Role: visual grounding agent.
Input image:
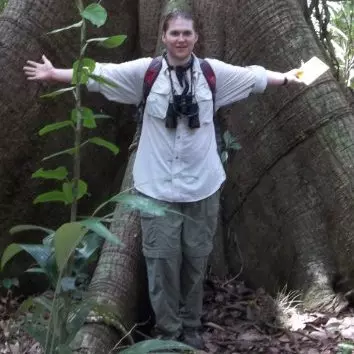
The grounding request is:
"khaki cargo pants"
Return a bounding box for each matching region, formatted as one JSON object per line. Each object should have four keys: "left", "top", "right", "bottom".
{"left": 140, "top": 190, "right": 220, "bottom": 337}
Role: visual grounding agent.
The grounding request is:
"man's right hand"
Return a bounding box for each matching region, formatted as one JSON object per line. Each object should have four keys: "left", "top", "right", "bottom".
{"left": 23, "top": 55, "right": 73, "bottom": 83}
{"left": 23, "top": 55, "right": 54, "bottom": 81}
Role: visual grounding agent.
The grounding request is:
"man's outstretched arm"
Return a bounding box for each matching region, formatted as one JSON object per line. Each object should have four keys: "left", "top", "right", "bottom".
{"left": 23, "top": 55, "right": 73, "bottom": 83}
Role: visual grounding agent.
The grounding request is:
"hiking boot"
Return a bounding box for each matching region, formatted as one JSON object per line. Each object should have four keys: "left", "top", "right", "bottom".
{"left": 182, "top": 327, "right": 205, "bottom": 350}
{"left": 152, "top": 327, "right": 183, "bottom": 342}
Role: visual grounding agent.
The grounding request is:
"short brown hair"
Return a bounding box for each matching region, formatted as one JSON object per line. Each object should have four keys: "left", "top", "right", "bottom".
{"left": 162, "top": 10, "right": 196, "bottom": 33}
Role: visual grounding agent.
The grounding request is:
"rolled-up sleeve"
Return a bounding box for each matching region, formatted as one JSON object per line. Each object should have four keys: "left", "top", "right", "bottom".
{"left": 86, "top": 58, "right": 152, "bottom": 105}
{"left": 206, "top": 59, "right": 267, "bottom": 110}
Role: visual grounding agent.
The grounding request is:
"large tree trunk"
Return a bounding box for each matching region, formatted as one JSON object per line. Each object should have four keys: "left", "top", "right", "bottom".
{"left": 0, "top": 0, "right": 137, "bottom": 276}
{"left": 2, "top": 0, "right": 354, "bottom": 351}
{"left": 221, "top": 0, "right": 354, "bottom": 311}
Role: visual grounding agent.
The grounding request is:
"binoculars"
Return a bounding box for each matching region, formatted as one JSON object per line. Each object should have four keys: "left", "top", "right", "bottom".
{"left": 165, "top": 93, "right": 200, "bottom": 129}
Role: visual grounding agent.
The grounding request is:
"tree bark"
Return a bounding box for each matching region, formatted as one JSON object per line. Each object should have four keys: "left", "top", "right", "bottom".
{"left": 221, "top": 0, "right": 354, "bottom": 311}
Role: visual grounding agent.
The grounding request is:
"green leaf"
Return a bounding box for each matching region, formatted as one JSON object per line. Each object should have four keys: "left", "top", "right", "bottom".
{"left": 33, "top": 191, "right": 68, "bottom": 205}
{"left": 34, "top": 295, "right": 53, "bottom": 311}
{"left": 81, "top": 4, "right": 107, "bottom": 28}
{"left": 112, "top": 193, "right": 168, "bottom": 216}
{"left": 47, "top": 20, "right": 83, "bottom": 35}
{"left": 61, "top": 277, "right": 76, "bottom": 291}
{"left": 62, "top": 182, "right": 73, "bottom": 204}
{"left": 54, "top": 222, "right": 88, "bottom": 272}
{"left": 23, "top": 322, "right": 48, "bottom": 349}
{"left": 32, "top": 167, "right": 68, "bottom": 180}
{"left": 42, "top": 147, "right": 77, "bottom": 162}
{"left": 221, "top": 151, "right": 228, "bottom": 163}
{"left": 229, "top": 142, "right": 242, "bottom": 150}
{"left": 89, "top": 137, "right": 119, "bottom": 155}
{"left": 72, "top": 58, "right": 96, "bottom": 85}
{"left": 1, "top": 244, "right": 23, "bottom": 270}
{"left": 56, "top": 345, "right": 73, "bottom": 354}
{"left": 62, "top": 180, "right": 88, "bottom": 204}
{"left": 2, "top": 278, "right": 19, "bottom": 289}
{"left": 118, "top": 339, "right": 194, "bottom": 354}
{"left": 100, "top": 35, "right": 127, "bottom": 48}
{"left": 40, "top": 86, "right": 75, "bottom": 99}
{"left": 87, "top": 35, "right": 127, "bottom": 48}
{"left": 76, "top": 233, "right": 102, "bottom": 260}
{"left": 1, "top": 244, "right": 51, "bottom": 270}
{"left": 71, "top": 107, "right": 96, "bottom": 128}
{"left": 9, "top": 224, "right": 54, "bottom": 235}
{"left": 17, "top": 297, "right": 34, "bottom": 314}
{"left": 65, "top": 299, "right": 95, "bottom": 343}
{"left": 39, "top": 121, "right": 74, "bottom": 136}
{"left": 88, "top": 74, "right": 118, "bottom": 88}
{"left": 79, "top": 219, "right": 122, "bottom": 246}
{"left": 25, "top": 268, "right": 47, "bottom": 274}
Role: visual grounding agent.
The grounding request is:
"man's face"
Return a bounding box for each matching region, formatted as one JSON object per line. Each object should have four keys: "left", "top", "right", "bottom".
{"left": 162, "top": 17, "right": 198, "bottom": 64}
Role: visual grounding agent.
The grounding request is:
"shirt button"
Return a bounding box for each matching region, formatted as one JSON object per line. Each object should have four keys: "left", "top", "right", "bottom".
{"left": 177, "top": 136, "right": 181, "bottom": 139}
{"left": 175, "top": 156, "right": 179, "bottom": 159}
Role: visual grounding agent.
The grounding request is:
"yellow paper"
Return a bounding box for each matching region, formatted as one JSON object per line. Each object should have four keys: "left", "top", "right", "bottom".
{"left": 297, "top": 56, "right": 329, "bottom": 85}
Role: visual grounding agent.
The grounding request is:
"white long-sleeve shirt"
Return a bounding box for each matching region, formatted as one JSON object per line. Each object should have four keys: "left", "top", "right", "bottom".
{"left": 87, "top": 55, "right": 267, "bottom": 202}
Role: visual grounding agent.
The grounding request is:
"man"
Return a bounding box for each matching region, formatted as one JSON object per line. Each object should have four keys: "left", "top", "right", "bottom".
{"left": 24, "top": 10, "right": 302, "bottom": 349}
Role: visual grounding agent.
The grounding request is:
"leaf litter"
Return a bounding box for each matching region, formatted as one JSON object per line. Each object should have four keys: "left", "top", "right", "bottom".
{"left": 1, "top": 279, "right": 354, "bottom": 353}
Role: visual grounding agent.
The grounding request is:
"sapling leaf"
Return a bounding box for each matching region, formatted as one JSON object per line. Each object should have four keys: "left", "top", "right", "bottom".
{"left": 56, "top": 345, "right": 73, "bottom": 354}
{"left": 62, "top": 180, "right": 88, "bottom": 204}
{"left": 100, "top": 35, "right": 127, "bottom": 48}
{"left": 81, "top": 4, "right": 107, "bottom": 28}
{"left": 88, "top": 74, "right": 118, "bottom": 88}
{"left": 118, "top": 339, "right": 194, "bottom": 354}
{"left": 33, "top": 191, "right": 68, "bottom": 204}
{"left": 2, "top": 278, "right": 19, "bottom": 289}
{"left": 1, "top": 244, "right": 23, "bottom": 270}
{"left": 9, "top": 224, "right": 54, "bottom": 235}
{"left": 32, "top": 167, "right": 68, "bottom": 180}
{"left": 65, "top": 299, "right": 95, "bottom": 342}
{"left": 221, "top": 151, "right": 228, "bottom": 163}
{"left": 79, "top": 219, "right": 122, "bottom": 246}
{"left": 62, "top": 183, "right": 73, "bottom": 204}
{"left": 61, "top": 277, "right": 77, "bottom": 291}
{"left": 25, "top": 268, "right": 47, "bottom": 274}
{"left": 229, "top": 142, "right": 242, "bottom": 150}
{"left": 86, "top": 35, "right": 127, "bottom": 48}
{"left": 17, "top": 297, "right": 34, "bottom": 314}
{"left": 111, "top": 193, "right": 168, "bottom": 216}
{"left": 72, "top": 58, "right": 96, "bottom": 85}
{"left": 1, "top": 243, "right": 51, "bottom": 270}
{"left": 71, "top": 107, "right": 97, "bottom": 128}
{"left": 89, "top": 137, "right": 120, "bottom": 155}
{"left": 54, "top": 222, "right": 88, "bottom": 273}
{"left": 39, "top": 121, "right": 74, "bottom": 136}
{"left": 34, "top": 295, "right": 53, "bottom": 311}
{"left": 40, "top": 86, "right": 75, "bottom": 99}
{"left": 47, "top": 20, "right": 83, "bottom": 35}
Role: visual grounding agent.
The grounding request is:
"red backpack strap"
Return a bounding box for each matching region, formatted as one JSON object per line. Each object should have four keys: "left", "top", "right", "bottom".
{"left": 198, "top": 58, "right": 216, "bottom": 107}
{"left": 130, "top": 56, "right": 163, "bottom": 153}
{"left": 199, "top": 58, "right": 223, "bottom": 155}
{"left": 143, "top": 56, "right": 163, "bottom": 103}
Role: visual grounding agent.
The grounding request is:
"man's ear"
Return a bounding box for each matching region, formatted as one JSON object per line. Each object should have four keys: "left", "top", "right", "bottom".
{"left": 162, "top": 32, "right": 166, "bottom": 44}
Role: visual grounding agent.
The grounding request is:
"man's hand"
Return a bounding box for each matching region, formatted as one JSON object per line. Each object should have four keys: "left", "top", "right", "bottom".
{"left": 283, "top": 68, "right": 303, "bottom": 84}
{"left": 23, "top": 55, "right": 54, "bottom": 81}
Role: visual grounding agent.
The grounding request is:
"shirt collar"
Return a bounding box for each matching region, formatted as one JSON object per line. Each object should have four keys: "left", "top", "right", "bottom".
{"left": 162, "top": 53, "right": 202, "bottom": 75}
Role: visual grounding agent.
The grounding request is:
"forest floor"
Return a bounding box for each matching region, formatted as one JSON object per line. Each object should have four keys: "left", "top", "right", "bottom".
{"left": 1, "top": 277, "right": 354, "bottom": 353}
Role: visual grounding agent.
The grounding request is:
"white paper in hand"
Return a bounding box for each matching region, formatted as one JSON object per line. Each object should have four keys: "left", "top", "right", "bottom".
{"left": 297, "top": 56, "right": 329, "bottom": 85}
